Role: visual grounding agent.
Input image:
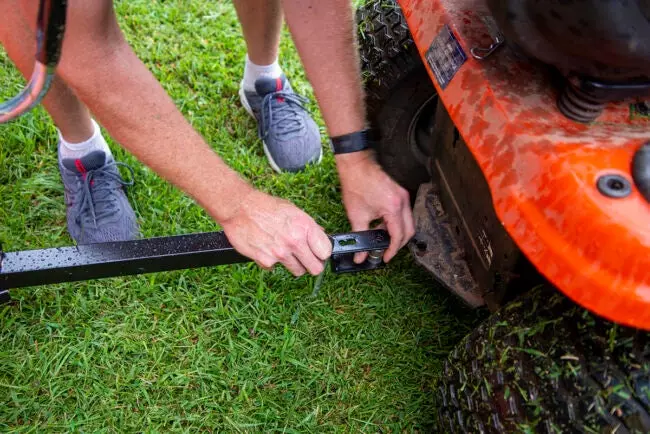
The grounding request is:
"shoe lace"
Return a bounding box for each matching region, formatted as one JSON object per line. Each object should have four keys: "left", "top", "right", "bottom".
{"left": 74, "top": 162, "right": 135, "bottom": 228}
{"left": 259, "top": 91, "right": 309, "bottom": 139}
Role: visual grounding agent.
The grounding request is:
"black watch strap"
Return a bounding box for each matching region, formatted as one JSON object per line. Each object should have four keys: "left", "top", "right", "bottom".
{"left": 330, "top": 130, "right": 371, "bottom": 155}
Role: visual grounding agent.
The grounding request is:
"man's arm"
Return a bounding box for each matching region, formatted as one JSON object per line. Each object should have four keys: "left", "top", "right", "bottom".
{"left": 281, "top": 0, "right": 415, "bottom": 263}
{"left": 6, "top": 0, "right": 331, "bottom": 276}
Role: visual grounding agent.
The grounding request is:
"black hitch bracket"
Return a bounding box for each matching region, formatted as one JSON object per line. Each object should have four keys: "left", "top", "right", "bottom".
{"left": 0, "top": 230, "right": 389, "bottom": 302}
{"left": 329, "top": 231, "right": 389, "bottom": 273}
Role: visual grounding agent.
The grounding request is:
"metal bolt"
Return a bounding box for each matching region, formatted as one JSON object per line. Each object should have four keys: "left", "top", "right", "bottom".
{"left": 367, "top": 250, "right": 384, "bottom": 265}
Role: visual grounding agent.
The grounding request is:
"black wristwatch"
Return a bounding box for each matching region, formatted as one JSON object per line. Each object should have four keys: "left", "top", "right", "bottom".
{"left": 329, "top": 129, "right": 372, "bottom": 155}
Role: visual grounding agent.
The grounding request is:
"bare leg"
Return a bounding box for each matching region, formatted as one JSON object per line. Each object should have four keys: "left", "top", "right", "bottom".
{"left": 232, "top": 0, "right": 283, "bottom": 65}
{"left": 0, "top": 1, "right": 94, "bottom": 142}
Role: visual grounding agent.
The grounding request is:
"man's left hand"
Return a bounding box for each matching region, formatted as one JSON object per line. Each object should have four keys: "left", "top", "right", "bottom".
{"left": 336, "top": 150, "right": 416, "bottom": 264}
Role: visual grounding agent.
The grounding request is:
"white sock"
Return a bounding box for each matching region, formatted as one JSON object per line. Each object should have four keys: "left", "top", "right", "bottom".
{"left": 242, "top": 54, "right": 283, "bottom": 92}
{"left": 58, "top": 119, "right": 112, "bottom": 161}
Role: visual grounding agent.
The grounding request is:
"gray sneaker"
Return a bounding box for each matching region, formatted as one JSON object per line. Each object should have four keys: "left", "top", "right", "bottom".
{"left": 239, "top": 74, "right": 323, "bottom": 172}
{"left": 59, "top": 149, "right": 140, "bottom": 244}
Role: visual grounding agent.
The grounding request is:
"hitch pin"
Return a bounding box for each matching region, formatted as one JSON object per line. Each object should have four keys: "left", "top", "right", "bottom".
{"left": 367, "top": 250, "right": 384, "bottom": 265}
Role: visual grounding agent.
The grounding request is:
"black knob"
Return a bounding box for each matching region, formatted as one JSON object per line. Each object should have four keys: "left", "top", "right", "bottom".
{"left": 632, "top": 142, "right": 650, "bottom": 203}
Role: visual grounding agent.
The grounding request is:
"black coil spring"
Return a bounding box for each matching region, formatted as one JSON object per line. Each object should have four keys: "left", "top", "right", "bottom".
{"left": 558, "top": 83, "right": 605, "bottom": 123}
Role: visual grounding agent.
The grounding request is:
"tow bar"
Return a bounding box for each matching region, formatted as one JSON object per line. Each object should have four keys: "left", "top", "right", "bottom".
{"left": 0, "top": 230, "right": 390, "bottom": 303}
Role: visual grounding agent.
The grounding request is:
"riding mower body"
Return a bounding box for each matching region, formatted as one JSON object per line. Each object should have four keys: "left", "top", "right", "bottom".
{"left": 356, "top": 0, "right": 650, "bottom": 431}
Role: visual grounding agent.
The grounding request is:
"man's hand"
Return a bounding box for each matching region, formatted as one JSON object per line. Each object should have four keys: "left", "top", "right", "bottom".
{"left": 337, "top": 150, "right": 415, "bottom": 263}
{"left": 220, "top": 189, "right": 332, "bottom": 276}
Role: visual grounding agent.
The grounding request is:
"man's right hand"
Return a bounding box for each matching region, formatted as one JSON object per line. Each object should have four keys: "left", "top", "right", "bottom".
{"left": 220, "top": 190, "right": 332, "bottom": 276}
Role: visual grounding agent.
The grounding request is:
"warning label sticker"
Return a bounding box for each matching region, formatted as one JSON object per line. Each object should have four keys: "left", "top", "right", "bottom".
{"left": 425, "top": 25, "right": 467, "bottom": 90}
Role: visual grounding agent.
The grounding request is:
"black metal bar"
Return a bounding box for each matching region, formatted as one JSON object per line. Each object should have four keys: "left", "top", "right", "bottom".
{"left": 0, "top": 232, "right": 245, "bottom": 290}
{"left": 0, "top": 230, "right": 389, "bottom": 292}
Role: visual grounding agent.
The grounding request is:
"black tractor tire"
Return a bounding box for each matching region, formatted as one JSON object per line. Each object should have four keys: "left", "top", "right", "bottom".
{"left": 357, "top": 0, "right": 436, "bottom": 195}
{"left": 435, "top": 284, "right": 650, "bottom": 433}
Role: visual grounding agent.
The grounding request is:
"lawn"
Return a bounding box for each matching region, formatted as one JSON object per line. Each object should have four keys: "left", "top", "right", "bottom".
{"left": 0, "top": 1, "right": 476, "bottom": 431}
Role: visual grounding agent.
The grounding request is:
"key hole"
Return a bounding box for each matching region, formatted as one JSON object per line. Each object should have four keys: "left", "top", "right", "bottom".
{"left": 338, "top": 238, "right": 357, "bottom": 246}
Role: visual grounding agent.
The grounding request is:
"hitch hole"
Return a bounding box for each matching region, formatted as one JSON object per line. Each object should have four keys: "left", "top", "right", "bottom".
{"left": 338, "top": 238, "right": 357, "bottom": 246}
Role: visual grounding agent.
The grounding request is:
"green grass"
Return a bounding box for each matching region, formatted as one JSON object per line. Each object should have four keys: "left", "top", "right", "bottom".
{"left": 0, "top": 1, "right": 477, "bottom": 431}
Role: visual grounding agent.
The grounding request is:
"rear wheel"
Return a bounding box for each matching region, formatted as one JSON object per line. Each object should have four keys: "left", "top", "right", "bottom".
{"left": 436, "top": 284, "right": 650, "bottom": 433}
{"left": 357, "top": 0, "right": 437, "bottom": 195}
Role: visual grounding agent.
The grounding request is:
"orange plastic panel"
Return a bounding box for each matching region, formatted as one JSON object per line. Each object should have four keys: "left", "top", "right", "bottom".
{"left": 399, "top": 0, "right": 650, "bottom": 329}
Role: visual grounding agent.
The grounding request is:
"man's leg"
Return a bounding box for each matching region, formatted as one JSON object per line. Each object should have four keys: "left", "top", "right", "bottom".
{"left": 0, "top": 2, "right": 139, "bottom": 243}
{"left": 233, "top": 0, "right": 322, "bottom": 173}
{"left": 233, "top": 0, "right": 283, "bottom": 66}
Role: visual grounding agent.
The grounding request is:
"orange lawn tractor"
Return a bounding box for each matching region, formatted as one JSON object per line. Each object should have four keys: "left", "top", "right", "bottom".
{"left": 356, "top": 0, "right": 650, "bottom": 432}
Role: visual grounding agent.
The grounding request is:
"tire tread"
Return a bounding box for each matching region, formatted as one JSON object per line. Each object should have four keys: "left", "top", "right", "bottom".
{"left": 357, "top": 0, "right": 423, "bottom": 116}
{"left": 435, "top": 285, "right": 650, "bottom": 433}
